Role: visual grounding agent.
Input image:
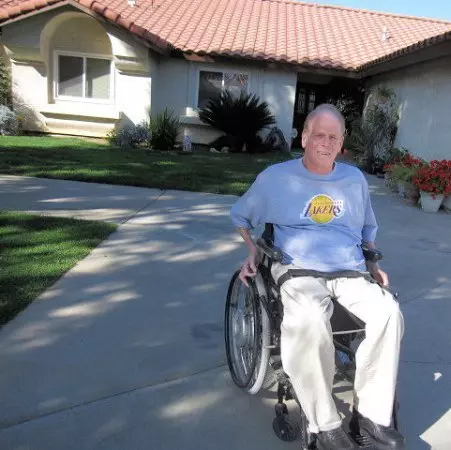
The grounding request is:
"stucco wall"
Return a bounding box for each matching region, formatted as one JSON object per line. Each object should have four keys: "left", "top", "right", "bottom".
{"left": 1, "top": 6, "right": 155, "bottom": 137}
{"left": 153, "top": 58, "right": 296, "bottom": 146}
{"left": 1, "top": 9, "right": 55, "bottom": 131}
{"left": 259, "top": 69, "right": 297, "bottom": 143}
{"left": 366, "top": 55, "right": 451, "bottom": 161}
{"left": 2, "top": 6, "right": 298, "bottom": 142}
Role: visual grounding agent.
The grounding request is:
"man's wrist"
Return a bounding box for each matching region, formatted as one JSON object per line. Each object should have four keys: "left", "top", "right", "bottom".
{"left": 366, "top": 261, "right": 380, "bottom": 273}
{"left": 236, "top": 227, "right": 258, "bottom": 254}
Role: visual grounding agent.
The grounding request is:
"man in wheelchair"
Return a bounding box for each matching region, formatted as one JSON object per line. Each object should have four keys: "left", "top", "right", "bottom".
{"left": 230, "top": 104, "right": 405, "bottom": 450}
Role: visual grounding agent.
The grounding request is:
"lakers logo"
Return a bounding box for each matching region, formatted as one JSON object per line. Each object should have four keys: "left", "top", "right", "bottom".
{"left": 303, "top": 195, "right": 345, "bottom": 224}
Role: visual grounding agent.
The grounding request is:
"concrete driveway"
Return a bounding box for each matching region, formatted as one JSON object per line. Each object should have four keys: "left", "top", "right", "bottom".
{"left": 0, "top": 174, "right": 450, "bottom": 450}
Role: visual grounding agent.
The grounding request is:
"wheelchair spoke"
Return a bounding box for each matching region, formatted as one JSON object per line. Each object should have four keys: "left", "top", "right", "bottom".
{"left": 240, "top": 349, "right": 249, "bottom": 376}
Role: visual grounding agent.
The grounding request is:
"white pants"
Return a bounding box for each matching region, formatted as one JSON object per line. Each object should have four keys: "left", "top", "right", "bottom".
{"left": 271, "top": 262, "right": 404, "bottom": 434}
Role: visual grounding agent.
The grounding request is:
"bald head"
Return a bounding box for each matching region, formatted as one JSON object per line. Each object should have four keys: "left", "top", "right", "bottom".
{"left": 303, "top": 104, "right": 346, "bottom": 135}
{"left": 301, "top": 103, "right": 345, "bottom": 174}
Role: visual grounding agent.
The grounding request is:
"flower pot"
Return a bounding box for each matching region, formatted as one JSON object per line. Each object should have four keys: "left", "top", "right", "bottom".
{"left": 443, "top": 195, "right": 451, "bottom": 213}
{"left": 404, "top": 182, "right": 420, "bottom": 206}
{"left": 420, "top": 191, "right": 444, "bottom": 213}
{"left": 397, "top": 181, "right": 406, "bottom": 198}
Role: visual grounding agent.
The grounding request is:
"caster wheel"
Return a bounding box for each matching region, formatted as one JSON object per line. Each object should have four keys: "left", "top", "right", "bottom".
{"left": 272, "top": 417, "right": 299, "bottom": 442}
{"left": 275, "top": 402, "right": 289, "bottom": 417}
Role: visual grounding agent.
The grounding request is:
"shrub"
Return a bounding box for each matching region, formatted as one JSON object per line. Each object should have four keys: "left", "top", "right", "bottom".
{"left": 107, "top": 122, "right": 151, "bottom": 148}
{"left": 106, "top": 128, "right": 118, "bottom": 146}
{"left": 199, "top": 90, "right": 276, "bottom": 153}
{"left": 347, "top": 87, "right": 399, "bottom": 173}
{"left": 0, "top": 105, "right": 19, "bottom": 136}
{"left": 0, "top": 56, "right": 12, "bottom": 109}
{"left": 148, "top": 108, "right": 180, "bottom": 151}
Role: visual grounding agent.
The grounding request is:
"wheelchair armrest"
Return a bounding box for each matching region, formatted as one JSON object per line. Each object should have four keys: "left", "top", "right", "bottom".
{"left": 361, "top": 244, "right": 383, "bottom": 262}
{"left": 256, "top": 238, "right": 284, "bottom": 263}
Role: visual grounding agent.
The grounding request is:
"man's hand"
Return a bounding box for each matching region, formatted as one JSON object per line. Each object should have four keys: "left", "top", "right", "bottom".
{"left": 239, "top": 249, "right": 260, "bottom": 287}
{"left": 363, "top": 241, "right": 389, "bottom": 287}
{"left": 369, "top": 265, "right": 389, "bottom": 287}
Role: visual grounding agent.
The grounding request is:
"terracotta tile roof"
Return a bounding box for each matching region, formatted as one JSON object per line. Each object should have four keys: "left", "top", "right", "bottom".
{"left": 1, "top": 0, "right": 451, "bottom": 71}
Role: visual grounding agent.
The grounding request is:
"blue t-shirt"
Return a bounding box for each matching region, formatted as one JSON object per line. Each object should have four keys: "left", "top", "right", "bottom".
{"left": 230, "top": 158, "right": 378, "bottom": 272}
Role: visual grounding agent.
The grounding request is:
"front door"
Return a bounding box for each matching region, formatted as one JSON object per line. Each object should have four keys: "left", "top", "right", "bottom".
{"left": 292, "top": 84, "right": 326, "bottom": 147}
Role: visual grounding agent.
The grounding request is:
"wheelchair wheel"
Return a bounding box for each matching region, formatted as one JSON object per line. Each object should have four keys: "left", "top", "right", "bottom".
{"left": 225, "top": 270, "right": 271, "bottom": 394}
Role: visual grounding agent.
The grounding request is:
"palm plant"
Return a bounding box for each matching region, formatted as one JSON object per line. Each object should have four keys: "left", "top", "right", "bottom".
{"left": 199, "top": 90, "right": 276, "bottom": 153}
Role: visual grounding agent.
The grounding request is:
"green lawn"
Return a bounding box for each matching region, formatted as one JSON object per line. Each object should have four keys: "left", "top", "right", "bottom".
{"left": 0, "top": 211, "right": 117, "bottom": 325}
{"left": 0, "top": 136, "right": 295, "bottom": 196}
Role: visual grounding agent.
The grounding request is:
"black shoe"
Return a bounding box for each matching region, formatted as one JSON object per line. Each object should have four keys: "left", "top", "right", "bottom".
{"left": 350, "top": 410, "right": 405, "bottom": 449}
{"left": 316, "top": 426, "right": 358, "bottom": 449}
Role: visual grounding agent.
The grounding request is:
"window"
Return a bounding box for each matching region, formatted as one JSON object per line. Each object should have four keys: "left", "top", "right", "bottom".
{"left": 198, "top": 70, "right": 248, "bottom": 108}
{"left": 56, "top": 53, "right": 112, "bottom": 101}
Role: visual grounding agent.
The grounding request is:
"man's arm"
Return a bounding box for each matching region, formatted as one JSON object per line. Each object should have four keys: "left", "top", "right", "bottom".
{"left": 237, "top": 227, "right": 258, "bottom": 254}
{"left": 236, "top": 227, "right": 260, "bottom": 286}
{"left": 230, "top": 173, "right": 268, "bottom": 286}
{"left": 361, "top": 177, "right": 389, "bottom": 286}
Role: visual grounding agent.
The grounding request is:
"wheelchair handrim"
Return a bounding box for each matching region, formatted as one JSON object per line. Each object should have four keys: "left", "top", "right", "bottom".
{"left": 224, "top": 271, "right": 261, "bottom": 389}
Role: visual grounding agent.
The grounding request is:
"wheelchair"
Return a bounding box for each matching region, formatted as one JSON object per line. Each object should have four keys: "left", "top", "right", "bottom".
{"left": 224, "top": 224, "right": 399, "bottom": 449}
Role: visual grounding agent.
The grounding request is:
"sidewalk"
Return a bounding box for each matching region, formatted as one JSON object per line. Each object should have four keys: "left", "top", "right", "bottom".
{"left": 0, "top": 174, "right": 450, "bottom": 450}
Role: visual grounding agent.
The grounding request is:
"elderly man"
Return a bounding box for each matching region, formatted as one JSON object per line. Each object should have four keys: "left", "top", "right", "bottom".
{"left": 230, "top": 104, "right": 405, "bottom": 450}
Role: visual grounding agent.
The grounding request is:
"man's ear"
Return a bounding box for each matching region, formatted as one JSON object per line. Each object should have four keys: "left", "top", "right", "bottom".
{"left": 301, "top": 130, "right": 308, "bottom": 149}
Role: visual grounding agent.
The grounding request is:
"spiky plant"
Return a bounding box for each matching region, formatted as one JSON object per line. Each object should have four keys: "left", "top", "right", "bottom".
{"left": 148, "top": 108, "right": 180, "bottom": 150}
{"left": 199, "top": 90, "right": 275, "bottom": 152}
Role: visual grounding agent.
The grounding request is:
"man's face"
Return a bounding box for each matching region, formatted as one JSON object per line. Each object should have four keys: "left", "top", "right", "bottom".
{"left": 301, "top": 112, "right": 344, "bottom": 168}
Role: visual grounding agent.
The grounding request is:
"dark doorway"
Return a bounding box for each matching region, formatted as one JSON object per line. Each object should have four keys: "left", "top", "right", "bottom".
{"left": 292, "top": 77, "right": 364, "bottom": 148}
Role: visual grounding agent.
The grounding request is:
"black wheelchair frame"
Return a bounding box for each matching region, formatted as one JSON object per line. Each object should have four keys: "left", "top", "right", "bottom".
{"left": 224, "top": 224, "right": 399, "bottom": 449}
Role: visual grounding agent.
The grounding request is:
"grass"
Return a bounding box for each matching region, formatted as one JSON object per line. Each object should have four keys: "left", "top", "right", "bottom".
{"left": 0, "top": 210, "right": 117, "bottom": 325}
{"left": 0, "top": 136, "right": 295, "bottom": 196}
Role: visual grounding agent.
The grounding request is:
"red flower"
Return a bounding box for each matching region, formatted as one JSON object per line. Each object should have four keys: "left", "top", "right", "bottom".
{"left": 412, "top": 159, "right": 451, "bottom": 196}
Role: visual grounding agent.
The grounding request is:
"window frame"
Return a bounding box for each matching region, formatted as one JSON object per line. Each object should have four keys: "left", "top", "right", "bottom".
{"left": 196, "top": 67, "right": 250, "bottom": 109}
{"left": 53, "top": 50, "right": 115, "bottom": 104}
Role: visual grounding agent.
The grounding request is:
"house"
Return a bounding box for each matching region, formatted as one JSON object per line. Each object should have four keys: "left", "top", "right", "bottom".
{"left": 1, "top": 0, "right": 451, "bottom": 160}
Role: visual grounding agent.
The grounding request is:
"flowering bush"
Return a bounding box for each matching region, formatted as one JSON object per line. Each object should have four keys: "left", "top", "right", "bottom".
{"left": 412, "top": 160, "right": 451, "bottom": 197}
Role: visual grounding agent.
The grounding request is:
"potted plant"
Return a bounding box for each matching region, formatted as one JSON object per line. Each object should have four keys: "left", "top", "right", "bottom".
{"left": 440, "top": 160, "right": 451, "bottom": 212}
{"left": 383, "top": 163, "right": 397, "bottom": 191}
{"left": 390, "top": 164, "right": 408, "bottom": 197}
{"left": 389, "top": 154, "right": 423, "bottom": 204}
{"left": 382, "top": 147, "right": 410, "bottom": 193}
{"left": 444, "top": 195, "right": 451, "bottom": 213}
{"left": 412, "top": 160, "right": 450, "bottom": 212}
{"left": 400, "top": 154, "right": 423, "bottom": 205}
